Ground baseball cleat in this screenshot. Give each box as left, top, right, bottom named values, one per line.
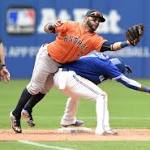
left=10, top=112, right=22, bottom=133
left=102, top=129, right=118, bottom=136
left=61, top=120, right=84, bottom=128
left=21, top=109, right=35, bottom=127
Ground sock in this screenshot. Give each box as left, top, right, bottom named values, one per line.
left=13, top=88, right=32, bottom=119
left=23, top=92, right=45, bottom=114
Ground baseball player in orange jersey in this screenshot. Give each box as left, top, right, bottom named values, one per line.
left=0, top=39, right=10, bottom=82
left=10, top=9, right=142, bottom=133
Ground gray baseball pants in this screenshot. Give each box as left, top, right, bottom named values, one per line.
left=26, top=44, right=61, bottom=95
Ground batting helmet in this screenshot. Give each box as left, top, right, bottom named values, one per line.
left=110, top=58, right=132, bottom=74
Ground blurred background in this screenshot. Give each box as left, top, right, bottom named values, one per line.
left=0, top=0, right=150, bottom=79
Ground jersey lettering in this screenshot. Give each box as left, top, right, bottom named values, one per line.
left=64, top=35, right=87, bottom=50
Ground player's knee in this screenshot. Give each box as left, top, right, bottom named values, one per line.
left=40, top=88, right=50, bottom=94
left=102, top=92, right=108, bottom=101
left=96, top=92, right=107, bottom=102
left=26, top=82, right=41, bottom=95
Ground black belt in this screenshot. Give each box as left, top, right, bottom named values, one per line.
left=61, top=68, right=70, bottom=71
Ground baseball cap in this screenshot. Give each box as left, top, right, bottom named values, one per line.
left=85, top=10, right=105, bottom=22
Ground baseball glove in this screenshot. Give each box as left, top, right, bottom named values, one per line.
left=126, top=24, right=144, bottom=46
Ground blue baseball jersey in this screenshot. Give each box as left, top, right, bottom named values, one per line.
left=61, top=52, right=122, bottom=84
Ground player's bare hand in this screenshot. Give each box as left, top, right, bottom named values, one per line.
left=54, top=20, right=63, bottom=27
left=0, top=67, right=10, bottom=82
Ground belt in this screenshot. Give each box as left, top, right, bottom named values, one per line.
left=61, top=68, right=70, bottom=71
left=48, top=53, right=52, bottom=58
left=47, top=51, right=58, bottom=63
left=42, top=43, right=52, bottom=58
left=42, top=43, right=48, bottom=47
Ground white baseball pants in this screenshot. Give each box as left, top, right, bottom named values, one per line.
left=53, top=69, right=111, bottom=134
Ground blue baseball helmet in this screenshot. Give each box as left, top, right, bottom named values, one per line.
left=110, top=58, right=132, bottom=74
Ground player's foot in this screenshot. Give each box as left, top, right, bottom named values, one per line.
left=21, top=109, right=35, bottom=127
left=10, top=112, right=22, bottom=133
left=102, top=129, right=118, bottom=135
left=95, top=128, right=118, bottom=135
left=61, top=120, right=84, bottom=128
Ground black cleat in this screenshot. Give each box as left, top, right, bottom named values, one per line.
left=61, top=120, right=84, bottom=128
left=21, top=109, right=35, bottom=127
left=10, top=112, right=22, bottom=133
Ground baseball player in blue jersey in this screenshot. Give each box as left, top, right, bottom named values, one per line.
left=22, top=51, right=150, bottom=135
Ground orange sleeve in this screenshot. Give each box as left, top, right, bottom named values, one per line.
left=55, top=21, right=69, bottom=34
left=92, top=35, right=107, bottom=52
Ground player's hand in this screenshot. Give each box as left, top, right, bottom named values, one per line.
left=0, top=67, right=10, bottom=82
left=54, top=20, right=63, bottom=27
left=44, top=23, right=55, bottom=33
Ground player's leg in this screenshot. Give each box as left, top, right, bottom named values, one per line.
left=60, top=96, right=85, bottom=127
left=65, top=75, right=117, bottom=135
left=54, top=70, right=84, bottom=127
left=71, top=76, right=116, bottom=135
left=22, top=75, right=54, bottom=127
left=98, top=93, right=117, bottom=135
left=21, top=93, right=45, bottom=127
left=54, top=70, right=112, bottom=135
left=10, top=88, right=32, bottom=133
left=95, top=92, right=110, bottom=134
left=102, top=93, right=110, bottom=131
left=10, top=45, right=60, bottom=133
left=10, top=45, right=48, bottom=133
left=70, top=82, right=109, bottom=134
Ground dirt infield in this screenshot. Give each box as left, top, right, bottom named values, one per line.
left=1, top=129, right=150, bottom=141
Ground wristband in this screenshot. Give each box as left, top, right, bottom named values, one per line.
left=120, top=41, right=129, bottom=48
left=143, top=87, right=150, bottom=93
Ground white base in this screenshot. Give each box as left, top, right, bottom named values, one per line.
left=56, top=127, right=93, bottom=134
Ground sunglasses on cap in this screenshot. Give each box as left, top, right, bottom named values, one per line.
left=85, top=10, right=105, bottom=22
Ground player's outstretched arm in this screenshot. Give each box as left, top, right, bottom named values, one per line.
left=116, top=75, right=150, bottom=93
left=101, top=24, right=144, bottom=52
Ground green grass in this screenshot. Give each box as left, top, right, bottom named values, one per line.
left=1, top=79, right=150, bottom=149
left=1, top=79, right=150, bottom=129
left=1, top=141, right=150, bottom=150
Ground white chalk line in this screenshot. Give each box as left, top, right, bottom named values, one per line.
left=18, top=140, right=75, bottom=150
left=31, top=116, right=150, bottom=120
left=80, top=116, right=150, bottom=120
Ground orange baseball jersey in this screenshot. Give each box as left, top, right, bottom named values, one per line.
left=47, top=21, right=106, bottom=64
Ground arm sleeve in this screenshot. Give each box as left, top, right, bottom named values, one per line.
left=101, top=41, right=112, bottom=52
left=93, top=35, right=107, bottom=51
left=101, top=41, right=129, bottom=52
left=55, top=21, right=68, bottom=33
left=103, top=62, right=122, bottom=78
left=115, top=74, right=150, bottom=93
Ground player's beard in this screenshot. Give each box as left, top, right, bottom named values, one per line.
left=87, top=20, right=98, bottom=32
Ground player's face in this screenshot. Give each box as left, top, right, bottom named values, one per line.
left=86, top=16, right=101, bottom=32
